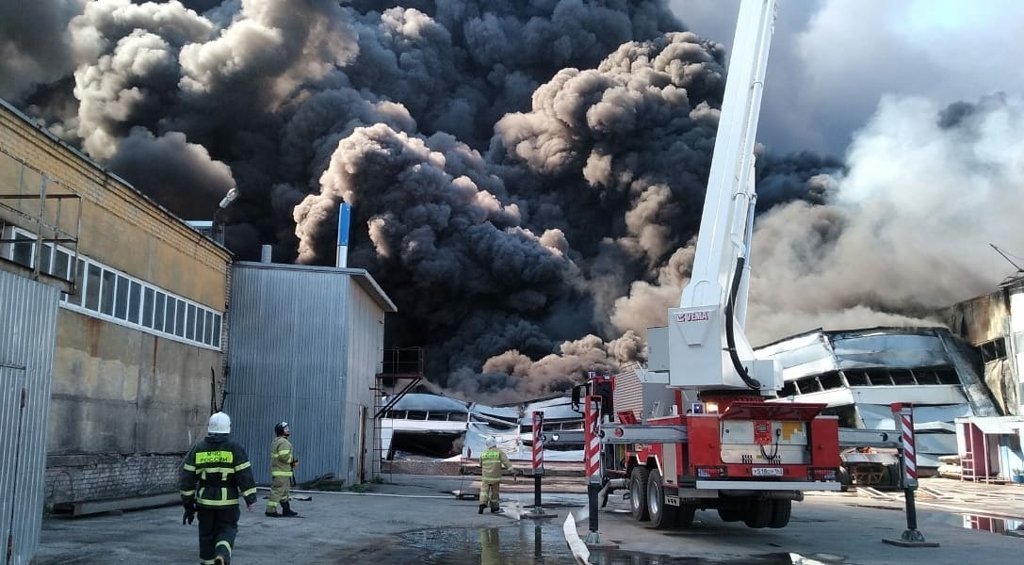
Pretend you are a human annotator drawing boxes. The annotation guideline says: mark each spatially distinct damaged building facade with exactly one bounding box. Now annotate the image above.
[755,327,999,469]
[946,276,1024,416]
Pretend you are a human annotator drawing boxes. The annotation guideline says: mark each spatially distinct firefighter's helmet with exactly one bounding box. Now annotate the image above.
[208,412,231,434]
[275,422,290,436]
[485,437,497,448]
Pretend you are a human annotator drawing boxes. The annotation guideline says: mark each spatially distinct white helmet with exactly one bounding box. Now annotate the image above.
[485,437,497,448]
[208,412,231,434]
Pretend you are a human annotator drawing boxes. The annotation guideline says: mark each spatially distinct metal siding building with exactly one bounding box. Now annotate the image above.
[224,262,395,486]
[0,270,59,565]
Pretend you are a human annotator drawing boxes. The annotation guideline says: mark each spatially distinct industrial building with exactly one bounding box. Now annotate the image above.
[222,260,396,486]
[0,98,231,561]
[757,326,999,469]
[946,275,1024,416]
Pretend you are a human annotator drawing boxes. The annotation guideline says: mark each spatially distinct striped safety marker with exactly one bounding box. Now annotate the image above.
[891,403,918,487]
[532,411,545,475]
[584,395,602,484]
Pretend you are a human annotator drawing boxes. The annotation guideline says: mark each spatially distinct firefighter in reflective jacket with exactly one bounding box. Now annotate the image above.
[180,412,257,565]
[478,437,518,514]
[266,421,298,517]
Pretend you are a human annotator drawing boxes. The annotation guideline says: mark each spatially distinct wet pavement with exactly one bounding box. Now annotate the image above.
[34,475,1024,564]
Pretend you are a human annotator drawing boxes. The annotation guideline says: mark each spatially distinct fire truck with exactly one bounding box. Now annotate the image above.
[574,0,842,530]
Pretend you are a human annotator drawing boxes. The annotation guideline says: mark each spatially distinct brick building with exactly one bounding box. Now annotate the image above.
[0,98,231,512]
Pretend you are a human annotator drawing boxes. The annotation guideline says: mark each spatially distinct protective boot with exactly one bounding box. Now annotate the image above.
[265,506,279,517]
[281,500,299,517]
[478,504,486,514]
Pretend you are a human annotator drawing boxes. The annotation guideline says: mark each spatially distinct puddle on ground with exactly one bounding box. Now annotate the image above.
[959,514,1024,537]
[395,524,825,564]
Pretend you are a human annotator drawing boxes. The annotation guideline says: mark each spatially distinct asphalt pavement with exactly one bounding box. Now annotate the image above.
[33,475,1024,564]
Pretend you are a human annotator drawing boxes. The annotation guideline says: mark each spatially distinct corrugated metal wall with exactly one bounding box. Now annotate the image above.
[343,279,385,483]
[224,263,387,486]
[0,270,59,565]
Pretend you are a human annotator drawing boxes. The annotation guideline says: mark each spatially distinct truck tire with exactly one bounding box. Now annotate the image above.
[743,498,771,529]
[647,469,678,529]
[629,467,650,522]
[768,499,791,528]
[674,501,696,529]
[717,505,743,522]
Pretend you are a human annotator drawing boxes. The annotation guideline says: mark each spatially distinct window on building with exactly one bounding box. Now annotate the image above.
[154,292,166,332]
[195,308,206,344]
[212,314,221,347]
[85,263,101,310]
[128,281,141,324]
[203,310,213,345]
[54,249,70,280]
[9,227,223,349]
[174,299,186,338]
[186,303,197,341]
[68,258,86,307]
[142,287,154,328]
[100,269,115,316]
[164,297,177,335]
[12,233,33,267]
[38,242,52,273]
[979,338,1007,363]
[114,275,129,320]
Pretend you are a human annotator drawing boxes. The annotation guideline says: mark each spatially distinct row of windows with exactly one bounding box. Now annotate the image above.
[382,410,470,422]
[1,226,222,350]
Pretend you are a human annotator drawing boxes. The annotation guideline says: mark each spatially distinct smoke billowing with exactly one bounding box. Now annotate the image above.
[2,1,1020,403]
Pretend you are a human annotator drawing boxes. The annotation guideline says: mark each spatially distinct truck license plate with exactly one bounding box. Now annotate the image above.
[752,467,783,477]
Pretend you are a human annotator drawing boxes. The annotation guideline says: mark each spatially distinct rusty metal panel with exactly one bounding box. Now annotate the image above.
[0,269,59,565]
[223,262,391,486]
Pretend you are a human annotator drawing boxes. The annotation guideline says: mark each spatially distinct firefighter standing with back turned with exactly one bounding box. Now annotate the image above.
[478,436,519,514]
[266,421,299,517]
[180,412,257,565]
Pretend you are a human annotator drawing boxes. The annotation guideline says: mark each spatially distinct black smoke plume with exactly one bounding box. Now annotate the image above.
[5,1,1016,403]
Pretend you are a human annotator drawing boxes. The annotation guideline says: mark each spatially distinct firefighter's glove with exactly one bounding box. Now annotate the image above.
[291,459,299,468]
[182,499,196,526]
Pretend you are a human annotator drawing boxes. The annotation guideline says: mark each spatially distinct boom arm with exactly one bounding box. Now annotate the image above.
[662,0,781,393]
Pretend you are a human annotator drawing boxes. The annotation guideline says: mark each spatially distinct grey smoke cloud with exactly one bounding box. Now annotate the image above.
[5,0,1014,404]
[0,0,83,102]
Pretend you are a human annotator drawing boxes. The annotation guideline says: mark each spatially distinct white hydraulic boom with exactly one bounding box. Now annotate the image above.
[662,0,782,393]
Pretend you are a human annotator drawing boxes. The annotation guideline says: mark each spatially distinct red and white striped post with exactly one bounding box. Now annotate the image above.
[532,411,545,476]
[531,411,545,509]
[883,403,937,547]
[584,394,603,538]
[584,395,603,486]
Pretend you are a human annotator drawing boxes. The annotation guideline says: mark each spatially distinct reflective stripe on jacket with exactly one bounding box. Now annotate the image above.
[480,447,513,483]
[180,434,258,508]
[270,436,294,478]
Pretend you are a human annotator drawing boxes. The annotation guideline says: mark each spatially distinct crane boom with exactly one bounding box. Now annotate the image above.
[662,0,781,393]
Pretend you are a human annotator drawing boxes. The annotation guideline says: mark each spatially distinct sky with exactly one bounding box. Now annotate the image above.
[1,1,1022,402]
[672,0,1024,155]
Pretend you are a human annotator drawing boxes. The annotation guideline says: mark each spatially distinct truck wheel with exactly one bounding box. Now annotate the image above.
[647,469,678,529]
[674,501,696,529]
[768,499,791,528]
[743,498,771,529]
[717,505,743,522]
[629,467,650,522]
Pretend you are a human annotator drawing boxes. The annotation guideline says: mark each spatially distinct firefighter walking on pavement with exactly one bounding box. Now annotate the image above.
[180,412,258,565]
[478,436,519,514]
[266,421,299,517]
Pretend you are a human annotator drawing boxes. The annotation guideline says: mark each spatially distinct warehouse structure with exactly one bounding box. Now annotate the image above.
[223,260,396,486]
[947,275,1024,416]
[0,96,232,532]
